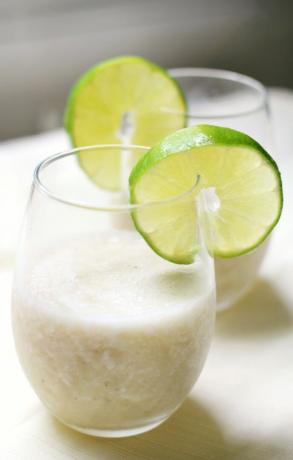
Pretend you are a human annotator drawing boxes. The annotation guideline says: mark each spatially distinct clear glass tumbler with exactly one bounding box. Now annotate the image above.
[12,145,215,438]
[170,68,273,310]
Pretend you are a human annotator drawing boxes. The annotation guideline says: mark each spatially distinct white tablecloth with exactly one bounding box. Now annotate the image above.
[0,89,293,459]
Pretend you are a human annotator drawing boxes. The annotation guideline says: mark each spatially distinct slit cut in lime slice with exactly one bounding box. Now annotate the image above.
[64,56,186,190]
[129,125,283,264]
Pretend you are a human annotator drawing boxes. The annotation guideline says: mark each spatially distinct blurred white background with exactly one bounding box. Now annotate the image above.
[0,0,292,140]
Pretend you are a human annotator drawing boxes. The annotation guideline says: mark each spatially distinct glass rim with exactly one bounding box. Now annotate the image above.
[34,144,200,212]
[169,67,267,118]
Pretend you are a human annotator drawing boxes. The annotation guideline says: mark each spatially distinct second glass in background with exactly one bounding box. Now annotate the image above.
[170,68,273,310]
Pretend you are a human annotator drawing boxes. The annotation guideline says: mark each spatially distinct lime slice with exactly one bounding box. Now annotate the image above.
[64,56,186,190]
[129,124,283,264]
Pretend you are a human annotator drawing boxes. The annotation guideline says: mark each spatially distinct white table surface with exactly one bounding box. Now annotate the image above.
[0,89,293,459]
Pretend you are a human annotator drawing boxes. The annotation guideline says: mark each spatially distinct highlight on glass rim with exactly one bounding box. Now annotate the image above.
[3,4,291,455]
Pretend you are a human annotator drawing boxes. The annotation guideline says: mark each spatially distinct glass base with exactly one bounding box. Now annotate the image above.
[61,416,168,438]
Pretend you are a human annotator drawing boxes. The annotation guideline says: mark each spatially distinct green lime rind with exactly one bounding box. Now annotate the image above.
[130,124,282,189]
[129,124,283,262]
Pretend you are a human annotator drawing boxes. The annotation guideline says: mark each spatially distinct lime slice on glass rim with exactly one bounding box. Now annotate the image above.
[64,56,186,190]
[129,124,283,264]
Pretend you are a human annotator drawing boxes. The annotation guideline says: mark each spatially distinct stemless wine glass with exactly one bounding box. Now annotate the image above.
[169,68,273,311]
[12,145,215,438]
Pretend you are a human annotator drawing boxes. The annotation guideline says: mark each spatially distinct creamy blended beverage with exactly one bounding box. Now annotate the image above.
[12,232,215,436]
